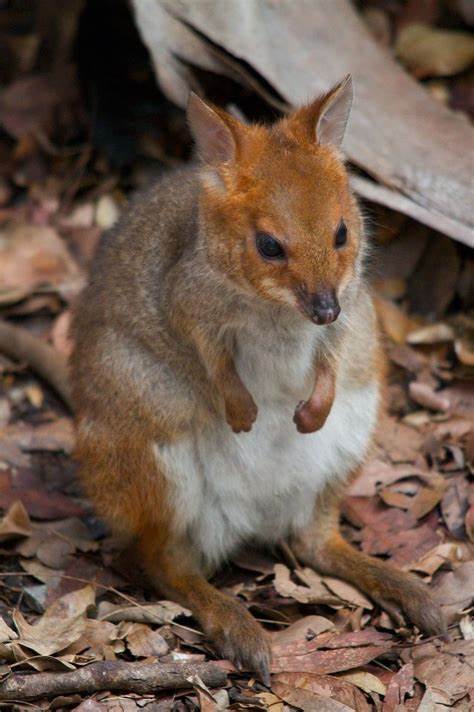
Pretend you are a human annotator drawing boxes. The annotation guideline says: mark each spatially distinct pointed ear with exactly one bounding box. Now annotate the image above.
[187,93,236,165]
[316,75,353,149]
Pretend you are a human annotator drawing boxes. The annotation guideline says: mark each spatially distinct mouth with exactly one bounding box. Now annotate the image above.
[297,300,341,326]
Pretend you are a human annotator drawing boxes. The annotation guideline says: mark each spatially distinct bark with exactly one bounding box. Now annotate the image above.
[0,321,71,408]
[0,660,227,701]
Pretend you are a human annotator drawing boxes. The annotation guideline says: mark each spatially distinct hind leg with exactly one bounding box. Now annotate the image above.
[137,526,271,683]
[291,479,446,636]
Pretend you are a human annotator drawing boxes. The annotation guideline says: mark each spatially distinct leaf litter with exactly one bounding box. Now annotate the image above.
[0,0,472,709]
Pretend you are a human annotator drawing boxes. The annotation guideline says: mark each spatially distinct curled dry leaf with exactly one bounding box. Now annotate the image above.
[125,623,169,658]
[97,600,191,625]
[378,471,447,520]
[272,616,335,646]
[0,500,32,541]
[12,585,96,658]
[374,297,420,345]
[431,560,474,623]
[407,541,471,575]
[383,662,414,712]
[336,669,386,696]
[408,381,450,412]
[407,323,455,345]
[410,639,474,703]
[273,564,339,606]
[396,23,474,78]
[17,517,97,570]
[0,222,83,301]
[272,672,371,710]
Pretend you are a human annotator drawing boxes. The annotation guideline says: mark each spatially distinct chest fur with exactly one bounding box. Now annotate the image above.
[155,319,379,570]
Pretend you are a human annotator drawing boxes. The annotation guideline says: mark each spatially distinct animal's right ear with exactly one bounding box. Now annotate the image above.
[187,93,237,166]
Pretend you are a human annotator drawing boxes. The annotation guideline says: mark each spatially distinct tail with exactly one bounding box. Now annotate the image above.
[0,321,72,410]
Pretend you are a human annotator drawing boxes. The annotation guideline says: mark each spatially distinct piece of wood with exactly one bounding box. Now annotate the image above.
[0,661,227,701]
[0,321,71,408]
[131,0,474,247]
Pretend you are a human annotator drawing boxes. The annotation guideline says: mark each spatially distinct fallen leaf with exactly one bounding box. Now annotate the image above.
[407,323,455,345]
[271,629,393,674]
[0,222,82,299]
[17,517,97,569]
[0,500,32,541]
[396,23,474,78]
[272,616,335,646]
[12,585,95,657]
[273,564,339,605]
[408,381,450,412]
[410,639,474,703]
[407,542,471,575]
[125,623,169,658]
[431,561,474,623]
[381,662,414,712]
[272,681,354,711]
[97,600,191,625]
[336,669,386,696]
[374,297,420,344]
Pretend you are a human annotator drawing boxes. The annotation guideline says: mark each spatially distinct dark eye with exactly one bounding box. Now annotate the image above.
[335,221,347,248]
[256,232,286,260]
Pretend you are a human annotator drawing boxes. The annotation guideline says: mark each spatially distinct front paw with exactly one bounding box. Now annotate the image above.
[204,598,271,685]
[225,394,258,433]
[293,400,327,434]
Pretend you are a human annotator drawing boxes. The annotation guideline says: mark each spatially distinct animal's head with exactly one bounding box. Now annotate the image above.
[188,76,363,325]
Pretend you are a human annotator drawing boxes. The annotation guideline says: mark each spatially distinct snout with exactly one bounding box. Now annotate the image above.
[305,289,341,325]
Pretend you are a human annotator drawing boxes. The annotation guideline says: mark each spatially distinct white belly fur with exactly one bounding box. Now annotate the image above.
[155,320,379,570]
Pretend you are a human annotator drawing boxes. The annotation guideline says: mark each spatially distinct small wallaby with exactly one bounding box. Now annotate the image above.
[68,76,445,682]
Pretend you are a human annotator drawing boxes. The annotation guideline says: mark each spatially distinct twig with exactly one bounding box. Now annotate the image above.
[0,321,71,409]
[0,571,201,635]
[0,661,227,700]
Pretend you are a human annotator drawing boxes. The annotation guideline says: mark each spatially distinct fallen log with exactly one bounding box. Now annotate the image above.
[131,0,474,247]
[0,660,227,701]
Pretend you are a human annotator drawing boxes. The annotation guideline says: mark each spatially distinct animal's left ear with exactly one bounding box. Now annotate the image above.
[289,75,353,150]
[316,75,353,149]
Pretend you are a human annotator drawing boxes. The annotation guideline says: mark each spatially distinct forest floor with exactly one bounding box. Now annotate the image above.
[0,1,473,710]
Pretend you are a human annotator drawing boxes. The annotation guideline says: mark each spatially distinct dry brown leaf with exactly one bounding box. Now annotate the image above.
[407,542,470,575]
[410,639,474,703]
[336,669,386,696]
[51,310,74,358]
[17,517,97,569]
[12,585,95,657]
[272,616,335,646]
[322,578,373,610]
[271,681,354,711]
[125,623,169,658]
[407,323,455,345]
[396,23,474,78]
[273,564,338,605]
[0,618,17,644]
[379,472,447,520]
[383,662,414,712]
[455,337,474,366]
[271,629,393,675]
[431,561,474,623]
[0,500,32,542]
[441,475,470,538]
[408,381,450,412]
[97,600,191,625]
[0,222,82,299]
[374,297,420,344]
[375,416,423,463]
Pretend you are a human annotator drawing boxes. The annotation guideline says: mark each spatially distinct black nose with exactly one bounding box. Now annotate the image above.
[311,290,341,325]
